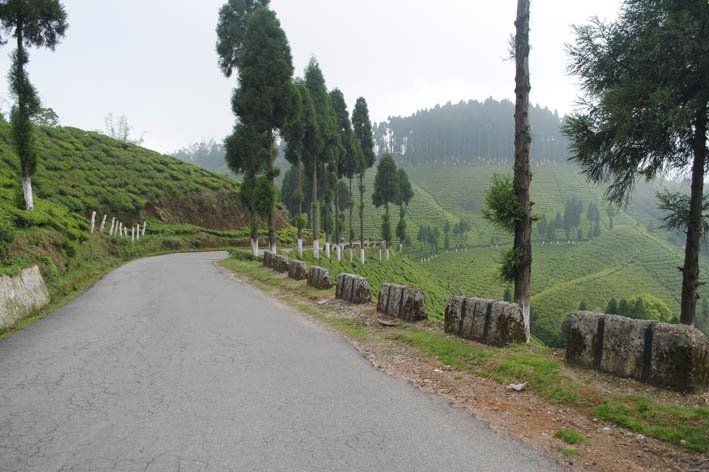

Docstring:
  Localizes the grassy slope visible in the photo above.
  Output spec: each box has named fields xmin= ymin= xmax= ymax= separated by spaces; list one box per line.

xmin=0 ymin=124 xmax=293 ymax=334
xmin=348 ymin=163 xmax=709 ymax=342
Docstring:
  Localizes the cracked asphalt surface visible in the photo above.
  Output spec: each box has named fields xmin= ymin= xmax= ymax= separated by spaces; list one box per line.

xmin=0 ymin=252 xmax=566 ymax=471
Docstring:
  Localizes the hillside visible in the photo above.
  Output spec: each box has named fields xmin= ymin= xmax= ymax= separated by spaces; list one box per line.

xmin=0 ymin=124 xmax=291 ymax=323
xmin=295 ymin=163 xmax=708 ymax=344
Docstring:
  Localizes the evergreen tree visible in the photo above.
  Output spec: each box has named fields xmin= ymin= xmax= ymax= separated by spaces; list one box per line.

xmin=503 ymin=287 xmax=512 ymax=302
xmin=395 ymin=168 xmax=414 ymax=252
xmin=443 ymin=221 xmax=451 ymax=250
xmin=579 ymin=300 xmax=588 ymax=311
xmin=329 ymin=88 xmax=355 ymax=257
xmin=216 ymin=0 xmax=270 ymax=77
xmin=538 ymin=214 xmax=548 ymax=238
xmin=225 ymin=123 xmax=269 ymax=253
xmin=230 ymin=6 xmax=294 ymax=253
xmin=606 ymin=205 xmax=615 ymax=230
xmin=606 ymin=297 xmax=618 ymax=315
xmin=352 ymin=97 xmax=375 ymax=263
xmin=283 ymin=80 xmax=317 ymax=255
xmin=618 ymin=298 xmax=630 ymax=317
xmin=304 ymin=59 xmax=336 ymax=258
xmin=372 ymin=154 xmax=400 ymax=258
xmin=1 ymin=0 xmax=68 ymax=211
xmin=565 ymin=0 xmax=709 ymax=325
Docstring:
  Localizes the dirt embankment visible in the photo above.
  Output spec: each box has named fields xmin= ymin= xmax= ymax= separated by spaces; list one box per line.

xmin=145 ymin=190 xmax=289 ymax=230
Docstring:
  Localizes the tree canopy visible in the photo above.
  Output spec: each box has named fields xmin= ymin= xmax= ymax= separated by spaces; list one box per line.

xmin=564 ymin=0 xmax=709 ymax=325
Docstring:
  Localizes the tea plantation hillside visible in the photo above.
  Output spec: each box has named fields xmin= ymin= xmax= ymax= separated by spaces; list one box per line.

xmin=341 ymin=163 xmax=709 ymax=343
xmin=0 ymin=124 xmax=261 ymax=231
xmin=0 ymin=123 xmax=289 ymax=324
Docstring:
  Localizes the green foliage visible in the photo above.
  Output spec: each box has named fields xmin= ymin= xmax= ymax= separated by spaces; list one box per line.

xmin=215 ymin=0 xmax=270 ymax=77
xmin=372 ymin=154 xmax=399 ymax=210
xmin=0 ymin=216 xmax=15 ymax=260
xmin=554 ymin=429 xmax=587 ymax=446
xmin=483 ymin=174 xmax=524 ymax=233
xmin=498 ymin=247 xmax=523 ymax=283
xmin=656 ymin=190 xmax=709 ymax=245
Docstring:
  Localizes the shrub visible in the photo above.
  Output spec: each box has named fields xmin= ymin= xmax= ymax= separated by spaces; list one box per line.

xmin=0 ymin=216 xmax=15 ymax=260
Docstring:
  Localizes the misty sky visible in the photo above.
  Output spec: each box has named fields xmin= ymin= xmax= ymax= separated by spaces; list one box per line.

xmin=0 ymin=0 xmax=622 ymax=154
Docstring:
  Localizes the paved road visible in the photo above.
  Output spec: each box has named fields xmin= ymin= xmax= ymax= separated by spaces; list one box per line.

xmin=0 ymin=252 xmax=565 ymax=471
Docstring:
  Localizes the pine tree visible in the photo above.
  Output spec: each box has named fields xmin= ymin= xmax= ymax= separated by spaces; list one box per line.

xmin=372 ymin=154 xmax=400 ymax=259
xmin=230 ymin=6 xmax=294 ymax=253
xmin=606 ymin=297 xmax=618 ymax=315
xmin=304 ymin=59 xmax=336 ymax=258
xmin=0 ymin=0 xmax=68 ymax=211
xmin=352 ymin=97 xmax=375 ymax=263
xmin=283 ymin=80 xmax=318 ymax=256
xmin=565 ymin=0 xmax=709 ymax=325
xmin=329 ymin=88 xmax=355 ymax=260
xmin=395 ymin=168 xmax=414 ymax=252
xmin=216 ymin=0 xmax=270 ymax=77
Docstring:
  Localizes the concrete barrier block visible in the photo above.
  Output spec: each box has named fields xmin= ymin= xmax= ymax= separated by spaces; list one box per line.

xmin=378 ymin=283 xmax=427 ymax=322
xmin=566 ymin=312 xmax=709 ymax=393
xmin=336 ymin=273 xmax=371 ymax=304
xmin=650 ymin=323 xmax=709 ymax=393
xmin=444 ymin=296 xmax=525 ymax=347
xmin=288 ymin=260 xmax=308 ymax=280
xmin=263 ymin=251 xmax=273 ymax=268
xmin=308 ymin=266 xmax=333 ymax=289
xmin=273 ymin=255 xmax=289 ymax=273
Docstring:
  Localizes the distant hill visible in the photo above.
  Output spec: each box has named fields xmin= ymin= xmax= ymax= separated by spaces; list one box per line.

xmin=374 ymin=98 xmax=568 ymax=166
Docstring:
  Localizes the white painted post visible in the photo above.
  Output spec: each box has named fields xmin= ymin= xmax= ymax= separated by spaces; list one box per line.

xmin=131 ymin=226 xmax=135 ymax=243
xmin=253 ymin=239 xmax=259 ymax=256
xmin=136 ymin=225 xmax=140 ymax=241
xmin=142 ymin=221 xmax=147 ymax=237
xmin=379 ymin=248 xmax=382 ymax=262
xmin=297 ymin=239 xmax=303 ymax=258
xmin=100 ymin=215 xmax=107 ymax=233
xmin=349 ymin=248 xmax=353 ymax=263
xmin=109 ymin=218 xmax=115 ymax=237
xmin=325 ymin=243 xmax=330 ymax=259
xmin=386 ymin=248 xmax=390 ymax=261
xmin=118 ymin=222 xmax=122 ymax=238
xmin=90 ymin=211 xmax=97 ymax=234
xmin=360 ymin=248 xmax=365 ymax=264
xmin=336 ymin=244 xmax=341 ymax=262
xmin=314 ymin=240 xmax=320 ymax=259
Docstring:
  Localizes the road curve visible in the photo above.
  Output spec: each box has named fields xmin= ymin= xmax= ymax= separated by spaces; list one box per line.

xmin=0 ymin=252 xmax=565 ymax=471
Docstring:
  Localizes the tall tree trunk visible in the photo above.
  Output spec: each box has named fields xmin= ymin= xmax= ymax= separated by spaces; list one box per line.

xmin=21 ymin=167 xmax=34 ymax=211
xmin=297 ymin=159 xmax=303 ymax=257
xmin=680 ymin=106 xmax=707 ymax=325
xmin=349 ymin=177 xmax=353 ymax=261
xmin=335 ymin=176 xmax=340 ymax=247
xmin=250 ymin=212 xmax=258 ymax=256
xmin=267 ymin=130 xmax=276 ymax=253
xmin=359 ymin=174 xmax=365 ymax=263
xmin=322 ymin=164 xmax=331 ymax=258
xmin=513 ymin=0 xmax=532 ymax=342
xmin=312 ymin=161 xmax=319 ymax=259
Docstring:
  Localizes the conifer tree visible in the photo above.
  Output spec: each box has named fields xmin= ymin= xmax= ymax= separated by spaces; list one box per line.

xmin=352 ymin=97 xmax=375 ymax=263
xmin=395 ymin=168 xmax=414 ymax=253
xmin=329 ymin=88 xmax=355 ymax=261
xmin=283 ymin=80 xmax=317 ymax=257
xmin=304 ymin=59 xmax=336 ymax=259
xmin=0 ymin=0 xmax=68 ymax=211
xmin=233 ymin=7 xmax=294 ymax=253
xmin=565 ymin=0 xmax=709 ymax=325
xmin=216 ymin=0 xmax=270 ymax=77
xmin=372 ymin=154 xmax=400 ymax=260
